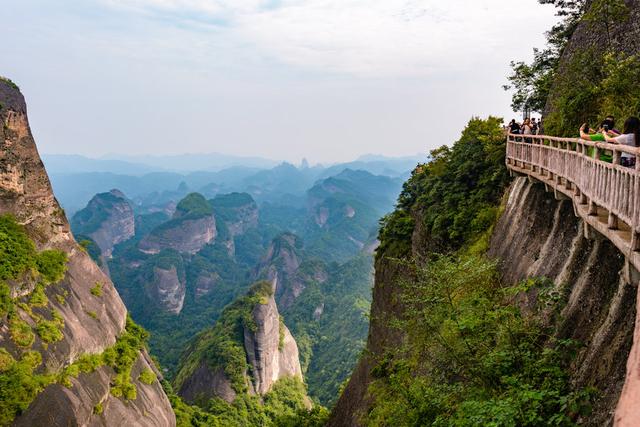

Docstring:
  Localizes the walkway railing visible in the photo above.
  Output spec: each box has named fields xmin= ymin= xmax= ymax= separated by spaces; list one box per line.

xmin=506 ymin=134 xmax=640 ymax=265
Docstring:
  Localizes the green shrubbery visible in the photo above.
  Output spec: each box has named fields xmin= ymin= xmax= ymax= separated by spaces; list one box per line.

xmin=173 ymin=281 xmax=273 ymax=394
xmin=138 ymin=368 xmax=156 ymax=385
xmin=164 ymin=377 xmax=327 ymax=427
xmin=545 ymin=51 xmax=640 ymax=136
xmin=90 ymin=282 xmax=103 ymax=297
xmin=175 ymin=193 xmax=213 ymax=219
xmin=378 ymin=117 xmax=510 ymax=258
xmin=365 ymin=255 xmax=593 ymax=426
xmin=1 ymin=315 xmax=151 ymax=425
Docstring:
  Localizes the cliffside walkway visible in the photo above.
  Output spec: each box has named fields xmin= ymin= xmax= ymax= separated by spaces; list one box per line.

xmin=506 ymin=133 xmax=640 ymax=275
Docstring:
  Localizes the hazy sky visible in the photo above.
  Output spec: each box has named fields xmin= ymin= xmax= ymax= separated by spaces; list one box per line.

xmin=0 ymin=0 xmax=557 ymax=163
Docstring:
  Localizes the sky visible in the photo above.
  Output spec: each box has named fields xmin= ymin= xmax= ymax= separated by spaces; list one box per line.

xmin=0 ymin=0 xmax=558 ymax=164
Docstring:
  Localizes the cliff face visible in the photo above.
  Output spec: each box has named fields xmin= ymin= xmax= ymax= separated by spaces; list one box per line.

xmin=0 ymin=80 xmax=175 ymax=425
xmin=139 ymin=215 xmax=216 ymax=255
xmin=243 ymin=294 xmax=303 ymax=395
xmin=255 ymin=233 xmax=328 ymax=309
xmin=72 ymin=189 xmax=135 ymax=258
xmin=146 ymin=266 xmax=186 ymax=315
xmin=488 ymin=178 xmax=634 ymax=425
xmin=175 ymin=282 xmax=303 ymax=405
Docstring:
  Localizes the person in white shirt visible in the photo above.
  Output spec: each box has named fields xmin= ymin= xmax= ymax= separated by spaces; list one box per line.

xmin=603 ymin=116 xmax=640 ymax=168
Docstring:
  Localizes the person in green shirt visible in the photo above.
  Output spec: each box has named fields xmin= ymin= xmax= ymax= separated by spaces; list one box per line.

xmin=579 ymin=117 xmax=620 ymax=162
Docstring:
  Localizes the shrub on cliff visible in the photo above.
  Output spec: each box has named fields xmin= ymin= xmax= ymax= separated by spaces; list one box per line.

xmin=378 ymin=117 xmax=510 ymax=258
xmin=366 ymin=255 xmax=593 ymax=426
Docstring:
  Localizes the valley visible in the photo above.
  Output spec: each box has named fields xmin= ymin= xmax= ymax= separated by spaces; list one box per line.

xmin=65 ymin=154 xmax=405 ymax=410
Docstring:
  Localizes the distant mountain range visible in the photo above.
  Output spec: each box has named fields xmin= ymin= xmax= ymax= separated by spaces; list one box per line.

xmin=44 ymin=153 xmax=426 ymax=214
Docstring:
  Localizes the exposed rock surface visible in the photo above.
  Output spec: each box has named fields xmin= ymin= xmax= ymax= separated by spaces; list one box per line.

xmin=177 ymin=363 xmax=236 ymax=404
xmin=139 ymin=215 xmax=216 ymax=255
xmin=0 ymin=80 xmax=175 ymax=426
xmin=255 ymin=233 xmax=328 ymax=309
xmin=146 ymin=266 xmax=186 ymax=315
xmin=176 ymin=284 xmax=303 ymax=405
xmin=244 ymin=293 xmax=303 ymax=395
xmin=488 ymin=178 xmax=634 ymax=426
xmin=71 ymin=189 xmax=135 ymax=257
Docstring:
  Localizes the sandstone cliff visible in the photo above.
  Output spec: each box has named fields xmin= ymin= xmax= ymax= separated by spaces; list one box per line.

xmin=174 ymin=282 xmax=304 ymax=406
xmin=210 ymin=192 xmax=258 ymax=258
xmin=139 ymin=193 xmax=216 ymax=255
xmin=254 ymin=233 xmax=328 ymax=309
xmin=72 ymin=189 xmax=135 ymax=258
xmin=0 ymin=79 xmax=175 ymax=426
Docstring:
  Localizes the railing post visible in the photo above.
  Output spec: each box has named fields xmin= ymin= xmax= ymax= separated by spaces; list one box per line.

xmin=588 ymin=200 xmax=598 ymax=216
xmin=608 ymin=212 xmax=619 ymax=230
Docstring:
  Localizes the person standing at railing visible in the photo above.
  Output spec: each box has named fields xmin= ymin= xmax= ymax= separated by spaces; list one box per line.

xmin=603 ymin=116 xmax=640 ymax=168
xmin=531 ymin=118 xmax=539 ymax=135
xmin=508 ymin=119 xmax=521 ymax=134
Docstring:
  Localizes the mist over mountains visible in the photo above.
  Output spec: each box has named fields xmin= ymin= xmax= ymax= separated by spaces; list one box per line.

xmin=43 ymin=152 xmax=424 ymax=214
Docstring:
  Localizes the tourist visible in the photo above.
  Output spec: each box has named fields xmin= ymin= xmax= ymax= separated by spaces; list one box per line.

xmin=509 ymin=119 xmax=520 ymax=134
xmin=603 ymin=116 xmax=640 ymax=168
xmin=579 ymin=117 xmax=620 ymax=142
xmin=531 ymin=118 xmax=539 ymax=135
xmin=521 ymin=118 xmax=533 ymax=142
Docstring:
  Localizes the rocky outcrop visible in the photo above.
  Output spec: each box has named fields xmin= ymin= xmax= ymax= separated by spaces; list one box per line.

xmin=72 ymin=189 xmax=135 ymax=257
xmin=244 ymin=293 xmax=303 ymax=395
xmin=0 ymin=79 xmax=175 ymax=426
xmin=175 ymin=282 xmax=304 ymax=405
xmin=194 ymin=272 xmax=219 ymax=299
xmin=139 ymin=215 xmax=216 ymax=255
xmin=177 ymin=363 xmax=236 ymax=404
xmin=146 ymin=266 xmax=186 ymax=315
xmin=13 ymin=350 xmax=174 ymax=427
xmin=255 ymin=233 xmax=328 ymax=309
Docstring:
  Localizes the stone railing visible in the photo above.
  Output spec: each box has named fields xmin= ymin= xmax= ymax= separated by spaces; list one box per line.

xmin=506 ymin=133 xmax=640 ymax=273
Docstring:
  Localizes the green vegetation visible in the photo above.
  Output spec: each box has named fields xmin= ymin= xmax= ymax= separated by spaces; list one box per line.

xmin=86 ymin=310 xmax=98 ymax=320
xmin=0 ymin=77 xmax=19 ymax=90
xmin=0 ymin=215 xmax=68 ymax=316
xmin=365 ymin=256 xmax=593 ymax=426
xmin=35 ymin=250 xmax=68 ymax=285
xmin=59 ymin=316 xmax=150 ymax=399
xmin=164 ymin=377 xmax=327 ymax=427
xmin=367 ymin=116 xmax=593 ymax=424
xmin=71 ymin=191 xmax=123 ymax=235
xmin=9 ymin=319 xmax=35 ymax=348
xmin=505 ymin=0 xmax=638 ymax=136
xmin=90 ymin=282 xmax=103 ymax=297
xmin=0 ymin=350 xmax=49 ymax=426
xmin=138 ymin=368 xmax=156 ymax=385
xmin=93 ymin=402 xmax=104 ymax=415
xmin=284 ymin=255 xmax=373 ymax=405
xmin=35 ymin=310 xmax=64 ymax=344
xmin=379 ymin=117 xmax=509 ymax=258
xmin=77 ymin=236 xmax=102 ymax=266
xmin=28 ymin=284 xmax=48 ymax=307
xmin=174 ymin=281 xmax=273 ymax=394
xmin=175 ymin=193 xmax=213 ymax=219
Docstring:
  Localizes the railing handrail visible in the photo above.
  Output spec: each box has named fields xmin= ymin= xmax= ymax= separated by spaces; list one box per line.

xmin=505 ymin=132 xmax=640 ymax=261
xmin=507 ymin=133 xmax=640 ymax=157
